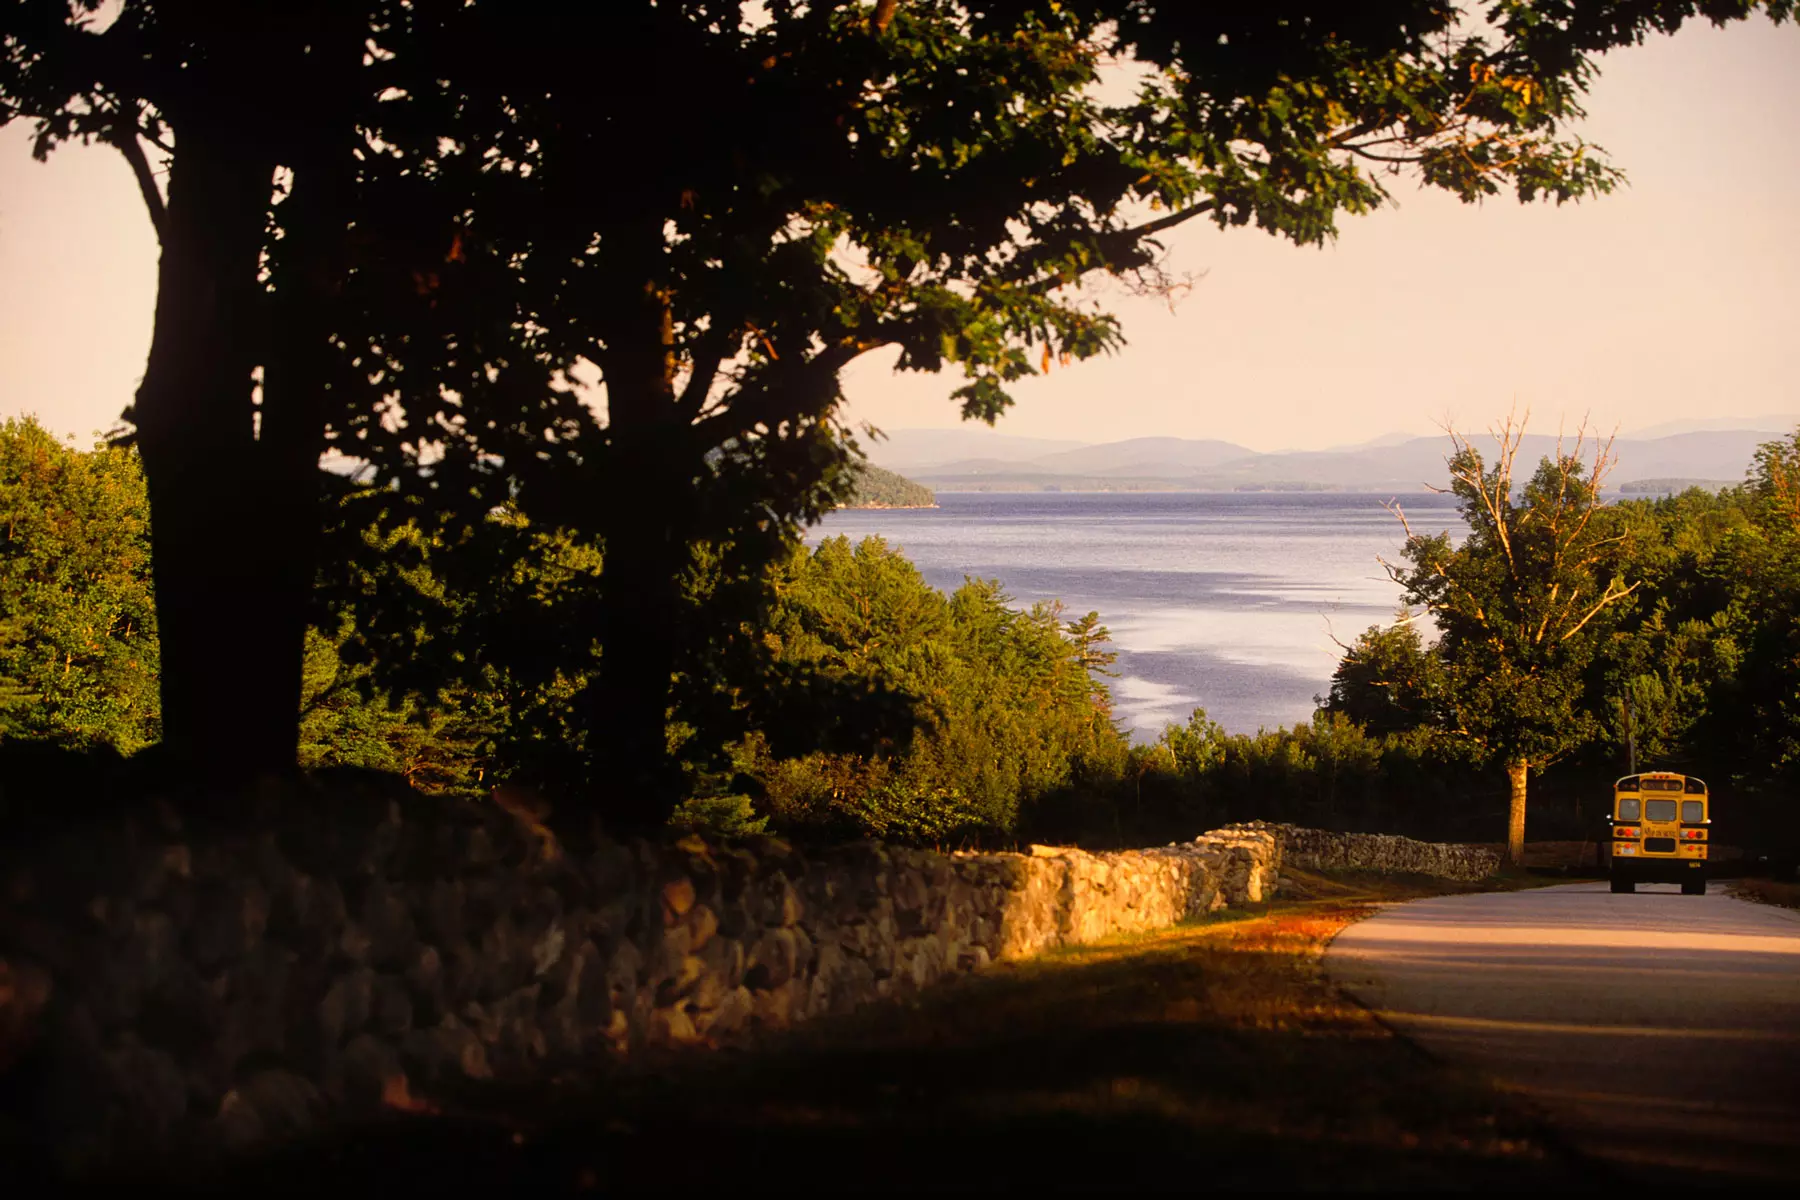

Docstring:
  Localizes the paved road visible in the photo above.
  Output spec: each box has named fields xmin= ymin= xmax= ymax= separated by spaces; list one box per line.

xmin=1326 ymin=882 xmax=1800 ymax=1183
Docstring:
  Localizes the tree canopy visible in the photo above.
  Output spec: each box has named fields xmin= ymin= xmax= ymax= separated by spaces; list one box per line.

xmin=1382 ymin=419 xmax=1640 ymax=861
xmin=1322 ymin=611 xmax=1445 ymax=738
xmin=5 ymin=1 xmax=1793 ymax=825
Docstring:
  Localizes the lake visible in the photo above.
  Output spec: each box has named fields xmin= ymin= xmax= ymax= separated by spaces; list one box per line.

xmin=809 ymin=491 xmax=1469 ymax=741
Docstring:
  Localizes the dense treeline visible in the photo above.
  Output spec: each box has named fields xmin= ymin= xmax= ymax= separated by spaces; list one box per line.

xmin=1320 ymin=427 xmax=1800 ymax=855
xmin=842 ymin=465 xmax=936 ymax=510
xmin=0 ymin=417 xmax=1114 ymax=844
xmin=5 ymin=413 xmax=1797 ymax=858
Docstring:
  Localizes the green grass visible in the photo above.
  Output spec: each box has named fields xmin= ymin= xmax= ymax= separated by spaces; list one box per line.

xmin=210 ymin=868 xmax=1596 ymax=1191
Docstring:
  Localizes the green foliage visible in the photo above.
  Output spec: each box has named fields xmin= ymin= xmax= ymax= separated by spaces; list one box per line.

xmin=1387 ymin=425 xmax=1639 ymax=773
xmin=1028 ymin=705 xmax=1489 ymax=849
xmin=14 ymin=406 xmax=1798 ymax=855
xmin=314 ymin=490 xmax=612 ymax=792
xmin=297 ymin=621 xmax=486 ymax=794
xmin=749 ymin=536 xmax=1124 ymax=842
xmin=8 ymin=2 xmax=1792 ymax=800
xmin=842 ymin=464 xmax=936 ymax=510
xmin=1583 ymin=434 xmax=1800 ymax=848
xmin=0 ymin=418 xmax=159 ymax=754
xmin=1321 ymin=611 xmax=1444 ymax=737
xmin=0 ymin=431 xmax=486 ymax=787
xmin=668 ymin=792 xmax=769 ymax=839
xmin=1302 ymin=427 xmax=1800 ymax=850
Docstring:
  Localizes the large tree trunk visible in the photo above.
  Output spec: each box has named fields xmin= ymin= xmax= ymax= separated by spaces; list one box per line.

xmin=1506 ymin=757 xmax=1529 ymax=866
xmin=132 ymin=131 xmax=305 ymax=782
xmin=592 ymin=494 xmax=686 ymax=831
xmin=588 ymin=249 xmax=689 ymax=833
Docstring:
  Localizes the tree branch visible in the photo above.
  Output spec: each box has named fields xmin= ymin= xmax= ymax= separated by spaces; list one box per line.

xmin=108 ymin=117 xmax=167 ymax=242
xmin=1560 ymin=580 xmax=1641 ymax=642
xmin=692 ymin=336 xmax=890 ymax=446
xmin=1111 ymin=198 xmax=1218 ymax=245
xmin=676 ymin=334 xmax=731 ymax=421
xmin=1345 ymin=145 xmax=1424 ymax=164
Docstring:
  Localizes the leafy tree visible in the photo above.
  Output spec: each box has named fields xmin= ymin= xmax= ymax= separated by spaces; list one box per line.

xmin=1384 ymin=419 xmax=1640 ymax=863
xmin=0 ymin=417 xmax=490 ymax=784
xmin=1582 ymin=486 xmax=1747 ymax=771
xmin=1706 ymin=434 xmax=1800 ymax=856
xmin=0 ymin=417 xmax=159 ymax=754
xmin=751 ymin=536 xmax=1123 ymax=842
xmin=6 ymin=2 xmax=1792 ymax=820
xmin=1615 ymin=433 xmax=1800 ymax=848
xmin=1722 ymin=431 xmax=1800 ymax=783
xmin=1321 ymin=610 xmax=1444 ymax=737
xmin=0 ymin=2 xmax=381 ymax=778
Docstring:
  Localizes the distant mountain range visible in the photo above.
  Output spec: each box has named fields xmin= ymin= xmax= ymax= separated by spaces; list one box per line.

xmin=863 ymin=424 xmax=1798 ymax=493
xmin=1620 ymin=412 xmax=1800 ymax=439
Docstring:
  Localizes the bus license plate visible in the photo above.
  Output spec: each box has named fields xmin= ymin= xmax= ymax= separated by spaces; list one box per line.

xmin=1616 ymin=846 xmax=1636 ymax=855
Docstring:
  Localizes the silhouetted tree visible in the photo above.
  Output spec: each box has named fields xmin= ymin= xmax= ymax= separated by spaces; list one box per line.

xmin=1 ymin=2 xmax=373 ymax=778
xmin=6 ymin=2 xmax=1792 ymax=823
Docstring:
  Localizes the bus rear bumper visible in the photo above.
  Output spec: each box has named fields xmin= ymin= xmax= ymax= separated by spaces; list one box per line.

xmin=1610 ymin=857 xmax=1706 ymax=885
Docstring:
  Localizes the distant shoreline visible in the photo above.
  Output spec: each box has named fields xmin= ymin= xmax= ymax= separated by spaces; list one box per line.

xmin=924 ymin=485 xmax=1422 ymax=495
xmin=837 ymin=502 xmax=942 ymax=510
xmin=876 ymin=425 xmax=1781 ymax=497
xmin=916 ymin=484 xmax=1702 ymax=496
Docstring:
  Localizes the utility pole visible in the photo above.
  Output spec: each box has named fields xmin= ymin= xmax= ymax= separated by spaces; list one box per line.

xmin=1623 ymin=692 xmax=1638 ymax=776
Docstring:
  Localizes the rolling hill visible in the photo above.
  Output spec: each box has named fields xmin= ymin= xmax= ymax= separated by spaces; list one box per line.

xmin=863 ymin=427 xmax=1793 ymax=493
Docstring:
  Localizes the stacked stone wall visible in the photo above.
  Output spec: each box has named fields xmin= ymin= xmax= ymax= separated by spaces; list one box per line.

xmin=1238 ymin=821 xmax=1500 ymax=882
xmin=0 ymin=785 xmax=1484 ymax=1175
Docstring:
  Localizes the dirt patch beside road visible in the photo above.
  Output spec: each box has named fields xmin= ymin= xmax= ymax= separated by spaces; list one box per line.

xmin=1732 ymin=877 xmax=1800 ymax=909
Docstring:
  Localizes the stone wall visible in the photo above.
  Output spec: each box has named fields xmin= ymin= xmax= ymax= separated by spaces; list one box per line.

xmin=1243 ymin=821 xmax=1500 ymax=883
xmin=0 ymin=784 xmax=1479 ymax=1177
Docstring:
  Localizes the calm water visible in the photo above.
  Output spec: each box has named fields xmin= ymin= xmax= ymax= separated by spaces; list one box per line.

xmin=809 ymin=491 xmax=1468 ymax=741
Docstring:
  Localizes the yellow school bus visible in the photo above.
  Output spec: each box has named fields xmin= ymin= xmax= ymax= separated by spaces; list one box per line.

xmin=1605 ymin=773 xmax=1709 ymax=894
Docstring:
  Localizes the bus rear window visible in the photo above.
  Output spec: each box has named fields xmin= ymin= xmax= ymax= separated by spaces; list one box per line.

xmin=1645 ymin=799 xmax=1678 ymax=822
xmin=1681 ymin=800 xmax=1705 ymax=823
xmin=1617 ymin=799 xmax=1641 ymax=821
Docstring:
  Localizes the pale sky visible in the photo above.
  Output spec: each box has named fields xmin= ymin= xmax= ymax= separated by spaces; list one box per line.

xmin=2 ymin=18 xmax=1797 ymax=452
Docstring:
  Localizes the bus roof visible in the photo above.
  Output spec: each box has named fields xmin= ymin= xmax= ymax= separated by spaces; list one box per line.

xmin=1614 ymin=773 xmax=1707 ymax=790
